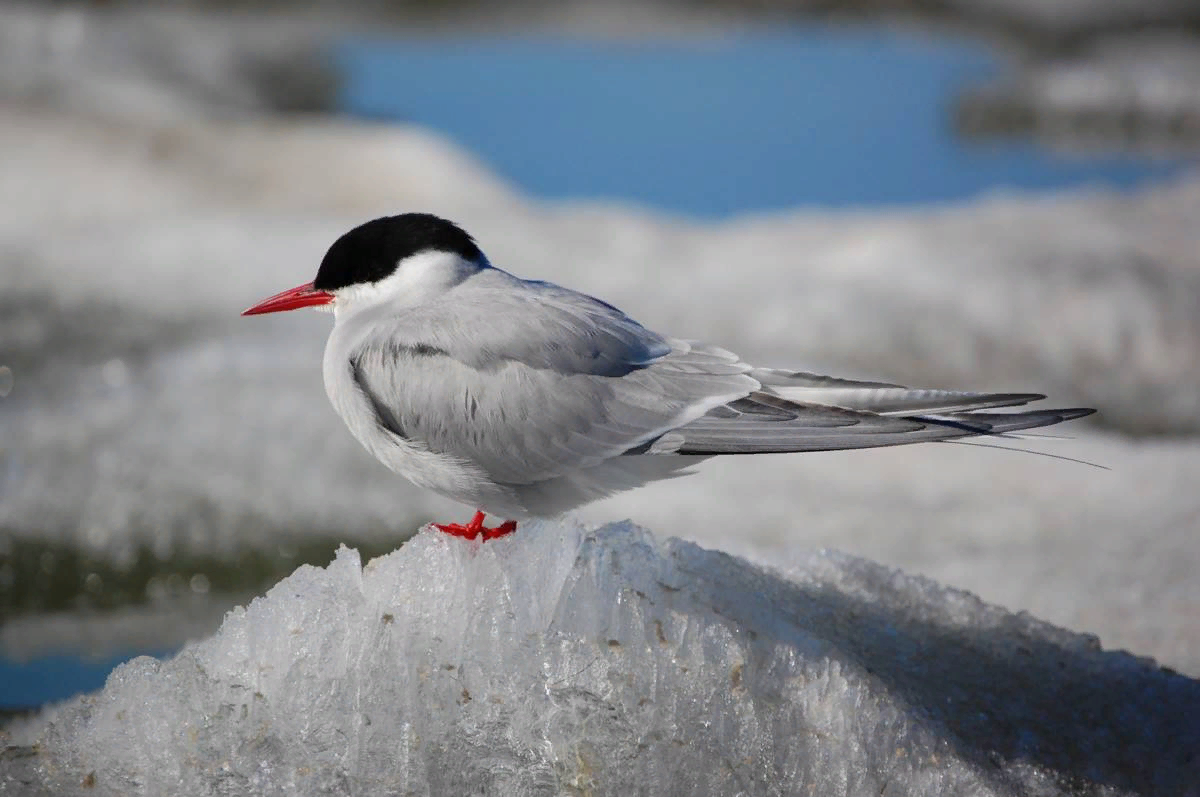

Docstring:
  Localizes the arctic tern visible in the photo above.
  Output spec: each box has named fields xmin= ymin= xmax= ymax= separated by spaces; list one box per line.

xmin=244 ymin=213 xmax=1094 ymax=541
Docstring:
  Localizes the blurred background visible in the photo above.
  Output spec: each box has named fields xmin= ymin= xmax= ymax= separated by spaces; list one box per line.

xmin=2 ymin=0 xmax=1199 ymax=725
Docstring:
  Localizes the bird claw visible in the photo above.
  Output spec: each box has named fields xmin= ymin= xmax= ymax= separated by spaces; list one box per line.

xmin=433 ymin=511 xmax=517 ymax=541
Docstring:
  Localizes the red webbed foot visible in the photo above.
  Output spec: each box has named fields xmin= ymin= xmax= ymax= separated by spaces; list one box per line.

xmin=433 ymin=511 xmax=517 ymax=541
xmin=480 ymin=520 xmax=517 ymax=541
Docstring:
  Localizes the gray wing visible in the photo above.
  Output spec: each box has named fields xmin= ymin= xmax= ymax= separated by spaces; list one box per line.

xmin=348 ymin=278 xmax=758 ymax=485
xmin=650 ymin=389 xmax=1095 ymax=455
xmin=350 ymin=274 xmax=1094 ymax=483
xmin=647 ymin=367 xmax=1094 ymax=454
xmin=748 ymin=368 xmax=1049 ymax=414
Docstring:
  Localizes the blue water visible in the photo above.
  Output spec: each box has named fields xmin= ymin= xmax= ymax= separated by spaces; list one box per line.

xmin=0 ymin=651 xmax=167 ymax=711
xmin=336 ymin=27 xmax=1181 ymax=217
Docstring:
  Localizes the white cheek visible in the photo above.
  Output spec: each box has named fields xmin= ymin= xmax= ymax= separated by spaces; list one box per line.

xmin=331 ymin=251 xmax=482 ymax=315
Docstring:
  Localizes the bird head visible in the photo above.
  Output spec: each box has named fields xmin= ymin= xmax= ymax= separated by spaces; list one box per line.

xmin=242 ymin=213 xmax=487 ymax=317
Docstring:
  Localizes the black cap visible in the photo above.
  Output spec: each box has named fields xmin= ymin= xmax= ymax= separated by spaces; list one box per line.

xmin=313 ymin=213 xmax=483 ymax=292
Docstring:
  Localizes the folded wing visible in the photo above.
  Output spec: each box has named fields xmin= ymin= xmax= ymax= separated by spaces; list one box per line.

xmin=651 ymin=385 xmax=1094 ymax=455
xmin=349 ymin=274 xmax=1094 ymax=484
xmin=348 ymin=280 xmax=758 ymax=485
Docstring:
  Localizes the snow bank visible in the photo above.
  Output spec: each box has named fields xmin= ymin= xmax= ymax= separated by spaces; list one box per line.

xmin=941 ymin=0 xmax=1199 ymax=37
xmin=958 ymin=33 xmax=1200 ymax=152
xmin=0 ymin=6 xmax=337 ymax=122
xmin=7 ymin=521 xmax=1196 ymax=797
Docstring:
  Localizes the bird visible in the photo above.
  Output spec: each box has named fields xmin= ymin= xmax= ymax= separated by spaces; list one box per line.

xmin=243 ymin=213 xmax=1095 ymax=541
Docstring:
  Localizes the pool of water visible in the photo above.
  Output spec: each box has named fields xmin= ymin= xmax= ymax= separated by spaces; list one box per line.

xmin=336 ymin=27 xmax=1182 ymax=217
xmin=0 ymin=652 xmax=168 ymax=713
xmin=4 ymin=23 xmax=1187 ymax=716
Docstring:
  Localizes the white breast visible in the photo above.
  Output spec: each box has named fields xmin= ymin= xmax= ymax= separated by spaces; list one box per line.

xmin=321 ymin=308 xmax=524 ymax=516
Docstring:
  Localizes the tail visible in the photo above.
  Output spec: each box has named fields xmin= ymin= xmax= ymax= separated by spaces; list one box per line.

xmin=646 ymin=375 xmax=1095 ymax=455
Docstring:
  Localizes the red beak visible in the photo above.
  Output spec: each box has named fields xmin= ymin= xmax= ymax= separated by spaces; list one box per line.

xmin=242 ymin=282 xmax=334 ymax=315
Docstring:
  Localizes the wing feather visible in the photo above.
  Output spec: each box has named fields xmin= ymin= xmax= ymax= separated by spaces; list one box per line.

xmin=653 ymin=394 xmax=1094 ymax=455
xmin=345 ymin=270 xmax=1093 ymax=489
xmin=751 ymin=368 xmax=1045 ymax=415
xmin=348 ymin=275 xmax=757 ymax=484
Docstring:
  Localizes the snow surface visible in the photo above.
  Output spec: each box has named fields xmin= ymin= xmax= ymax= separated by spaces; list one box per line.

xmin=942 ymin=0 xmax=1198 ymax=35
xmin=959 ymin=33 xmax=1200 ymax=152
xmin=6 ymin=521 xmax=1197 ymax=797
xmin=0 ymin=6 xmax=338 ymax=121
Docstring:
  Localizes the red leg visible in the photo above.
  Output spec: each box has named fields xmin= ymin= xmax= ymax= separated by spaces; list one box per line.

xmin=433 ymin=511 xmax=517 ymax=542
